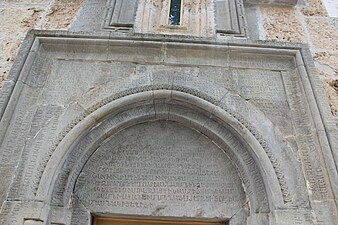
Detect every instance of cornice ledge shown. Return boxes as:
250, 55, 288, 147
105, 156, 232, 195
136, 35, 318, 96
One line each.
244, 0, 298, 7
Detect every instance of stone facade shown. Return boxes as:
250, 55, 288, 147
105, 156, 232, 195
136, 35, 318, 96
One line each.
0, 0, 337, 225
1, 0, 337, 117
0, 0, 84, 89
260, 0, 338, 116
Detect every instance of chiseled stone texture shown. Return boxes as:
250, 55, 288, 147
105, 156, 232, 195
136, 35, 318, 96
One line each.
261, 6, 305, 42
306, 17, 336, 52
0, 0, 83, 88
0, 0, 337, 120
0, 6, 42, 88
314, 52, 338, 74
261, 0, 338, 117
43, 0, 84, 30
1, 0, 49, 3
0, 7, 42, 37
0, 39, 21, 87
0, 32, 337, 224
301, 0, 328, 16
324, 81, 338, 116
75, 121, 247, 220
70, 0, 108, 32
0, 1, 336, 224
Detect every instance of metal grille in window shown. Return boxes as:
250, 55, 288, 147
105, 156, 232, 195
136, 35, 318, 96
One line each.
169, 0, 182, 25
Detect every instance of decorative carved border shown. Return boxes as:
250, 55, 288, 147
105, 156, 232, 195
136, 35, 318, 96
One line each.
0, 31, 337, 225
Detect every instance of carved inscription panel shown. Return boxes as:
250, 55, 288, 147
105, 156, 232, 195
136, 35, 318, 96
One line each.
75, 121, 246, 219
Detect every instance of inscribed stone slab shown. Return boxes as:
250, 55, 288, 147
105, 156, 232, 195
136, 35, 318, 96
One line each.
75, 121, 246, 219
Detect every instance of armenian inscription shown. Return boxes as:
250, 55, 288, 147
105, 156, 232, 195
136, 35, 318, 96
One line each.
75, 121, 246, 218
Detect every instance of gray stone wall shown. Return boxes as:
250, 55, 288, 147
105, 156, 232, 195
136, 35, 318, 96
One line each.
1, 0, 337, 119
0, 1, 337, 225
0, 30, 337, 224
0, 0, 84, 88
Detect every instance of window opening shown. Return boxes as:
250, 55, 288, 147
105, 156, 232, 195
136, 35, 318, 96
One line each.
169, 0, 182, 25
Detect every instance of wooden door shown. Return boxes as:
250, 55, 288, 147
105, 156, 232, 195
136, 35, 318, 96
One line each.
94, 217, 227, 225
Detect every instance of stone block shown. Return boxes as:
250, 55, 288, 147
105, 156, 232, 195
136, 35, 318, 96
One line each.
165, 43, 229, 67
70, 1, 107, 32
215, 0, 242, 35
245, 0, 297, 6
2, 0, 49, 3
109, 0, 138, 27
261, 6, 305, 43
44, 0, 84, 30
74, 120, 247, 221
0, 39, 22, 63
323, 80, 338, 116
0, 7, 42, 37
313, 52, 338, 73
0, 65, 11, 89
229, 50, 294, 70
306, 18, 336, 51
0, 31, 337, 225
107, 40, 164, 64
0, 201, 48, 225
24, 220, 44, 225
301, 0, 328, 17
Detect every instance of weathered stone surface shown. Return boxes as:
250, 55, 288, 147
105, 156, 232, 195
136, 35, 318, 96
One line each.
306, 17, 336, 51
70, 0, 107, 32
0, 0, 84, 88
312, 51, 338, 116
75, 121, 247, 220
0, 7, 42, 37
0, 65, 11, 89
3, 2, 338, 225
324, 80, 338, 116
0, 39, 22, 87
2, 0, 49, 3
214, 0, 245, 36
0, 0, 337, 122
43, 0, 84, 30
301, 0, 328, 17
314, 52, 338, 73
261, 6, 305, 43
259, 1, 338, 117
0, 39, 22, 63
0, 4, 337, 223
245, 0, 297, 6
108, 0, 138, 27
272, 210, 316, 225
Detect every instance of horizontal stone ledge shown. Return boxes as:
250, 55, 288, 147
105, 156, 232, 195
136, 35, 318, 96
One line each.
245, 0, 297, 6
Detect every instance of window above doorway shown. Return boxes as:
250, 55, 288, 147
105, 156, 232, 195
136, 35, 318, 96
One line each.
104, 0, 246, 37
168, 0, 183, 25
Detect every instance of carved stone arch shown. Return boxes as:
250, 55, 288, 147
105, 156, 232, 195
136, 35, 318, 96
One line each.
55, 94, 270, 223
32, 72, 304, 224
51, 94, 277, 209
33, 86, 297, 224
1, 21, 336, 225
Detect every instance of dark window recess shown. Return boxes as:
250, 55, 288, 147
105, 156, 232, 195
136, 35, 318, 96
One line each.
169, 0, 182, 25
